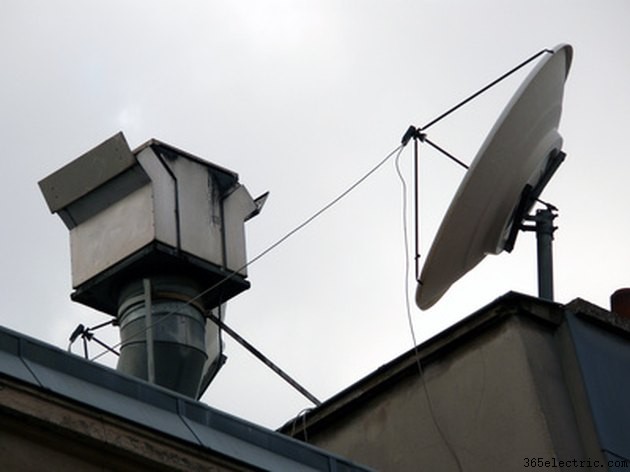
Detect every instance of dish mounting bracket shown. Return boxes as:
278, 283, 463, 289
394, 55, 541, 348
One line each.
505, 149, 566, 301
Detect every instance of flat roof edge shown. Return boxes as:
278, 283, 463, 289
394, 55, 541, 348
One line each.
279, 291, 564, 436
0, 324, 372, 471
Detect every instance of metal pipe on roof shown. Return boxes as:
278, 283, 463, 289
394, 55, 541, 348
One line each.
611, 289, 630, 319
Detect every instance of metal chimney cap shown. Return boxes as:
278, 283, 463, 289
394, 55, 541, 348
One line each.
39, 132, 262, 316
611, 288, 630, 319
134, 139, 240, 193
38, 132, 137, 213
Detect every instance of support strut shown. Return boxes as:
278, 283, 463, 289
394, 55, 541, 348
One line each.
523, 206, 557, 301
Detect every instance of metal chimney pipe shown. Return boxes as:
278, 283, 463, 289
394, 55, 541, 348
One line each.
117, 276, 209, 398
611, 288, 630, 319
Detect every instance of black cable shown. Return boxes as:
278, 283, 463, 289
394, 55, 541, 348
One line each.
243, 143, 404, 271
90, 143, 404, 362
92, 47, 555, 364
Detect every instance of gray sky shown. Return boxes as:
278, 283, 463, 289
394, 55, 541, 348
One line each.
2, 1, 629, 428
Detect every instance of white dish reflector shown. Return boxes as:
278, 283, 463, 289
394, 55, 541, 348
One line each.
416, 44, 573, 310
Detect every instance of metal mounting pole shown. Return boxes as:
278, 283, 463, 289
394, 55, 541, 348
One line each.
143, 278, 156, 384
401, 125, 426, 283
413, 134, 421, 282
535, 207, 556, 301
524, 207, 557, 301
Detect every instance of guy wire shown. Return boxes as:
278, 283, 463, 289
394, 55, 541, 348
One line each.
420, 48, 553, 131
90, 143, 404, 363
91, 47, 555, 363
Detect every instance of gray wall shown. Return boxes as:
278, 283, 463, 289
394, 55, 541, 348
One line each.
302, 315, 598, 471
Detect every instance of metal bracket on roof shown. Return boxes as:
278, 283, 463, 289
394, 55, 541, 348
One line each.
68, 320, 119, 359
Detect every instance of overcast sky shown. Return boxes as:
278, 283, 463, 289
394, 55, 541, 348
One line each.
2, 1, 629, 429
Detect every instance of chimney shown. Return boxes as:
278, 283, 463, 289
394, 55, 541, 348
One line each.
611, 288, 630, 319
39, 132, 264, 398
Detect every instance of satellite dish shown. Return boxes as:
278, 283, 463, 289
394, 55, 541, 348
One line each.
416, 44, 573, 310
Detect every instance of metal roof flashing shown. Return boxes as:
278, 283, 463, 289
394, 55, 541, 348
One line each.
0, 325, 372, 472
565, 298, 630, 337
133, 138, 239, 193
38, 132, 140, 214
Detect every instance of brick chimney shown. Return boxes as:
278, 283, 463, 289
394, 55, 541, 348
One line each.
611, 288, 630, 319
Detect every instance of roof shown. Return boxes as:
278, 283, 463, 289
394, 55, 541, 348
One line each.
0, 324, 372, 472
563, 298, 630, 464
280, 291, 630, 468
280, 291, 565, 436
133, 138, 239, 192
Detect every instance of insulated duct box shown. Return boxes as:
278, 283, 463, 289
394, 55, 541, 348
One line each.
39, 132, 264, 397
39, 132, 261, 314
